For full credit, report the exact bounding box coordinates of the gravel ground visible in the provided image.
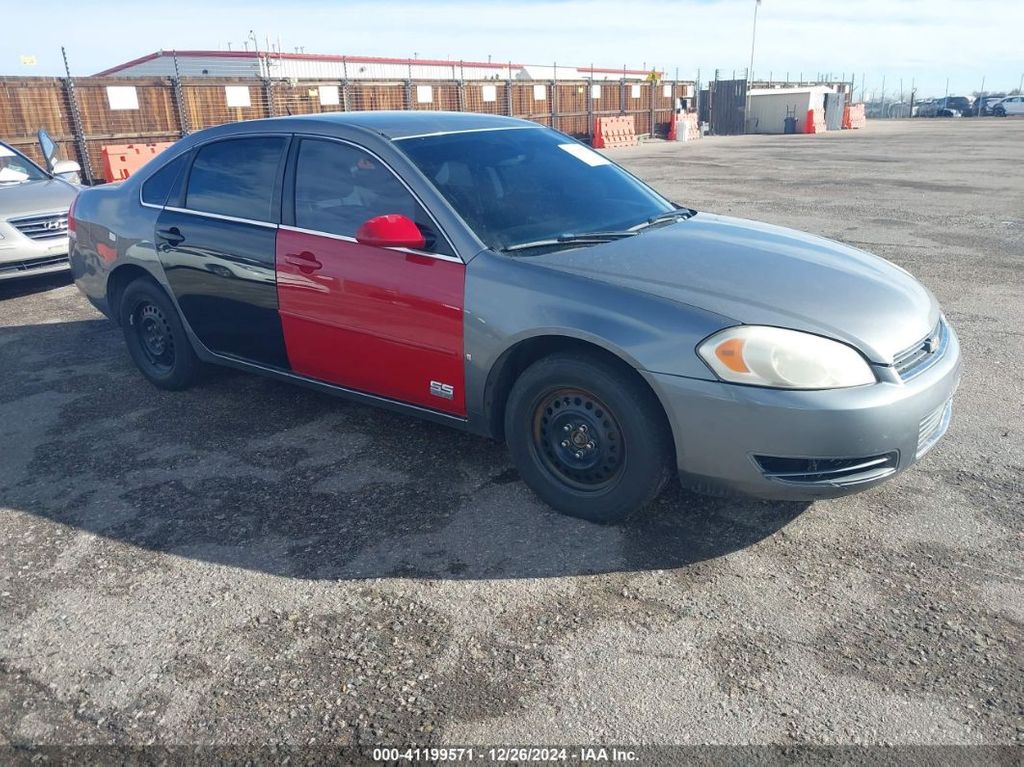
[0,118,1021,750]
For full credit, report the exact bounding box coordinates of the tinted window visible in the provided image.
[398,128,672,251]
[141,152,189,206]
[294,138,450,254]
[185,137,285,221]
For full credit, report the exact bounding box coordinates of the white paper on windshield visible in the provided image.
[0,166,29,182]
[106,86,139,110]
[318,85,339,105]
[558,143,610,167]
[225,86,251,108]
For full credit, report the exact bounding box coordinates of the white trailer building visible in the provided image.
[746,86,835,134]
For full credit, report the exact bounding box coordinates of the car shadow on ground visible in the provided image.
[0,319,810,580]
[0,271,73,300]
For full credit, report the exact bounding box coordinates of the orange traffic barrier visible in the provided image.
[803,108,826,134]
[845,103,866,129]
[101,142,174,183]
[592,115,637,149]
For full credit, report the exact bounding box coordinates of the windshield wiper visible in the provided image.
[502,230,637,253]
[629,207,695,232]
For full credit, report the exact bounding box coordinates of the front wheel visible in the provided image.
[504,353,674,523]
[119,278,202,390]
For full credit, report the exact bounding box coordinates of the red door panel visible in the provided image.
[275,228,466,415]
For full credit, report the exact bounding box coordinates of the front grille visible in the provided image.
[0,254,70,276]
[754,452,899,486]
[893,319,947,381]
[917,400,952,458]
[8,211,69,241]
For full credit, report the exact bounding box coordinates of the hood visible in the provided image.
[0,178,78,219]
[531,213,939,364]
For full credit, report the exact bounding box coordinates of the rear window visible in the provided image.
[185,137,285,222]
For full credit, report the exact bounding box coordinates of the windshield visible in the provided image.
[397,127,675,251]
[0,143,48,184]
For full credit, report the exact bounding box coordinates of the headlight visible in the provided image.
[698,326,876,389]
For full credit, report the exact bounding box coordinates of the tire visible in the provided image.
[504,353,674,524]
[118,277,202,390]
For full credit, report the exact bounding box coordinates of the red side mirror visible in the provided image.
[355,214,426,250]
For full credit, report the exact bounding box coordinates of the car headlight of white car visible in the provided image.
[698,326,876,389]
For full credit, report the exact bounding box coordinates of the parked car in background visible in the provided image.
[69,112,961,523]
[0,131,81,283]
[993,96,1024,116]
[915,100,938,117]
[935,96,972,117]
[975,96,1006,116]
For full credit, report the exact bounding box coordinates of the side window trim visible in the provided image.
[287,134,462,262]
[178,134,291,225]
[163,205,279,229]
[278,223,463,263]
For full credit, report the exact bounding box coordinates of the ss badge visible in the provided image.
[430,380,455,400]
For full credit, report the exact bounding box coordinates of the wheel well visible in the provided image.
[484,336,673,451]
[106,264,158,324]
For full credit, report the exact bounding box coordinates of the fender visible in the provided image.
[463,250,733,433]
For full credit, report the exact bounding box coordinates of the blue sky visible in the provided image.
[8,0,1023,98]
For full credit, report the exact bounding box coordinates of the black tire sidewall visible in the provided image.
[505,354,673,523]
[119,279,199,390]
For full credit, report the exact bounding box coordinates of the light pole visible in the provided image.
[745,0,761,132]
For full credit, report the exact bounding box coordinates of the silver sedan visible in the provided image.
[69,113,960,523]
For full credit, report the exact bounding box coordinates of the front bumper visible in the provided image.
[0,252,71,281]
[646,324,961,501]
[0,218,70,282]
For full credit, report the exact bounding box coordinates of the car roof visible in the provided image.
[253,111,542,140]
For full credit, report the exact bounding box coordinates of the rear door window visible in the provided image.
[185,137,286,222]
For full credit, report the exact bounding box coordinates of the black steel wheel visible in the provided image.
[134,301,175,375]
[505,353,674,523]
[532,387,625,492]
[119,277,202,390]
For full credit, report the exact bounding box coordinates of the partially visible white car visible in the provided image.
[0,132,81,283]
[993,96,1024,116]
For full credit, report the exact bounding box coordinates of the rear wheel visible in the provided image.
[119,278,202,390]
[505,353,673,523]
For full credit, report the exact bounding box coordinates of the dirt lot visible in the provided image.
[1,119,1021,750]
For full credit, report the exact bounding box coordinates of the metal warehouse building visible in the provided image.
[94,50,660,82]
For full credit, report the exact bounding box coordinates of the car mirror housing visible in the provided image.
[51,160,81,182]
[355,214,426,250]
[52,159,80,174]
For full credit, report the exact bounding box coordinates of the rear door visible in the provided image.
[155,135,291,369]
[276,137,466,415]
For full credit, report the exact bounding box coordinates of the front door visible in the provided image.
[155,135,290,369]
[276,137,466,416]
